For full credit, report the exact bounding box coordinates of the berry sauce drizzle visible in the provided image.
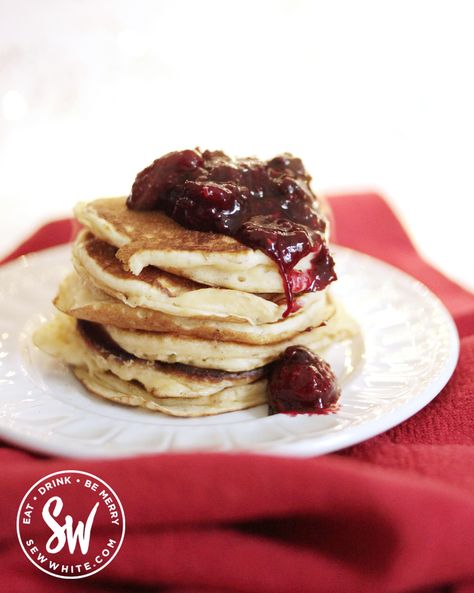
[127,149,337,316]
[267,346,341,415]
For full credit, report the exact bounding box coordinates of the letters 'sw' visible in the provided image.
[42,496,99,555]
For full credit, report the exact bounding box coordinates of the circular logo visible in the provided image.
[16,470,125,579]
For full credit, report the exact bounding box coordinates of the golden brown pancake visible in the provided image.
[74,229,201,296]
[72,230,318,324]
[73,367,267,417]
[33,313,267,404]
[76,197,247,255]
[55,272,334,344]
[74,198,295,292]
[103,303,357,372]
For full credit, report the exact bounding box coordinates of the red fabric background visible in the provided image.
[1,193,474,593]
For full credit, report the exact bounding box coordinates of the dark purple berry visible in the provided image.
[268,346,340,415]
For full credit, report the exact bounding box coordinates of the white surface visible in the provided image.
[0,244,459,458]
[0,0,473,290]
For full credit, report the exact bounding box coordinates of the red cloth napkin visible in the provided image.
[2,193,474,593]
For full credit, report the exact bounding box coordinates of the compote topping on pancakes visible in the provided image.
[267,345,341,415]
[127,149,337,317]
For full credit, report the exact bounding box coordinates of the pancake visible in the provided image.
[72,230,319,325]
[33,314,267,410]
[73,367,267,417]
[103,303,357,372]
[55,272,335,345]
[74,198,310,293]
[34,313,265,398]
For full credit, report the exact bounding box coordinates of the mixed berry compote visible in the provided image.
[267,346,340,415]
[127,148,337,316]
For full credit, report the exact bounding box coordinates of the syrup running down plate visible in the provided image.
[0,244,459,458]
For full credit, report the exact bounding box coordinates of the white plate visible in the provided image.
[0,244,459,458]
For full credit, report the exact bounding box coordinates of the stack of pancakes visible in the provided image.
[34,197,355,417]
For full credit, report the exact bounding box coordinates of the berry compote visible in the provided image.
[127,149,336,316]
[267,346,340,415]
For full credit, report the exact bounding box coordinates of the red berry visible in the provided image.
[267,346,340,415]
